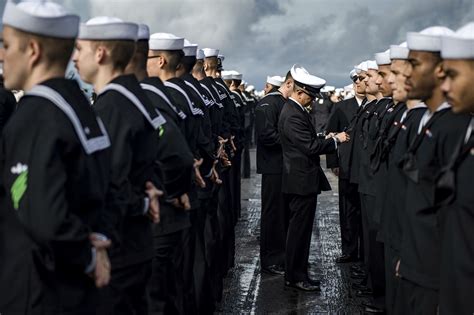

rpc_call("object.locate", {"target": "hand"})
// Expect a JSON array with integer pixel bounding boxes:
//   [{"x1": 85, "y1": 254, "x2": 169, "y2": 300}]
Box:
[
  {"x1": 331, "y1": 168, "x2": 340, "y2": 177},
  {"x1": 171, "y1": 193, "x2": 191, "y2": 211},
  {"x1": 230, "y1": 135, "x2": 237, "y2": 152},
  {"x1": 89, "y1": 233, "x2": 111, "y2": 288},
  {"x1": 395, "y1": 259, "x2": 401, "y2": 278},
  {"x1": 145, "y1": 181, "x2": 163, "y2": 223},
  {"x1": 193, "y1": 158, "x2": 206, "y2": 188},
  {"x1": 335, "y1": 132, "x2": 350, "y2": 143}
]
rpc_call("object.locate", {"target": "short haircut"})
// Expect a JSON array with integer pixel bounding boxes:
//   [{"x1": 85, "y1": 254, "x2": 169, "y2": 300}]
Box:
[
  {"x1": 204, "y1": 56, "x2": 218, "y2": 70},
  {"x1": 149, "y1": 50, "x2": 184, "y2": 72},
  {"x1": 232, "y1": 79, "x2": 242, "y2": 86},
  {"x1": 15, "y1": 28, "x2": 74, "y2": 69},
  {"x1": 180, "y1": 56, "x2": 196, "y2": 73},
  {"x1": 91, "y1": 40, "x2": 136, "y2": 71},
  {"x1": 133, "y1": 40, "x2": 149, "y2": 70},
  {"x1": 284, "y1": 71, "x2": 293, "y2": 82}
]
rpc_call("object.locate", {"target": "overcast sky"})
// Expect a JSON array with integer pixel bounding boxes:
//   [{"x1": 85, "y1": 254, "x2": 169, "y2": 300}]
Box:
[{"x1": 2, "y1": 0, "x2": 473, "y2": 89}]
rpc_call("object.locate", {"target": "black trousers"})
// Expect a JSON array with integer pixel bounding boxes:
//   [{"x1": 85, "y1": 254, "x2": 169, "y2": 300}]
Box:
[
  {"x1": 98, "y1": 260, "x2": 152, "y2": 315},
  {"x1": 338, "y1": 179, "x2": 362, "y2": 258},
  {"x1": 260, "y1": 174, "x2": 289, "y2": 268},
  {"x1": 194, "y1": 205, "x2": 215, "y2": 314},
  {"x1": 148, "y1": 231, "x2": 184, "y2": 315},
  {"x1": 394, "y1": 278, "x2": 438, "y2": 315},
  {"x1": 230, "y1": 150, "x2": 242, "y2": 221},
  {"x1": 182, "y1": 221, "x2": 197, "y2": 314},
  {"x1": 217, "y1": 170, "x2": 235, "y2": 275},
  {"x1": 385, "y1": 245, "x2": 400, "y2": 315},
  {"x1": 242, "y1": 129, "x2": 252, "y2": 178},
  {"x1": 361, "y1": 194, "x2": 386, "y2": 306},
  {"x1": 360, "y1": 193, "x2": 372, "y2": 270},
  {"x1": 284, "y1": 193, "x2": 318, "y2": 283}
]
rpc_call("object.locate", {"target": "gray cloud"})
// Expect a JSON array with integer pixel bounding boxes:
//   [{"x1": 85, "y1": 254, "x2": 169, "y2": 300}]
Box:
[{"x1": 0, "y1": 0, "x2": 472, "y2": 89}]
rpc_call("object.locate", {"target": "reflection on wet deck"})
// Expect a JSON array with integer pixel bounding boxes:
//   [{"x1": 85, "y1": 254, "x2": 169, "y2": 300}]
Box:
[{"x1": 218, "y1": 149, "x2": 366, "y2": 314}]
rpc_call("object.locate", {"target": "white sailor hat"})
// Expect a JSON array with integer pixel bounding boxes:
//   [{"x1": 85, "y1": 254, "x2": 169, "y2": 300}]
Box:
[
  {"x1": 344, "y1": 84, "x2": 354, "y2": 92},
  {"x1": 196, "y1": 49, "x2": 205, "y2": 60},
  {"x1": 231, "y1": 71, "x2": 242, "y2": 80},
  {"x1": 290, "y1": 64, "x2": 326, "y2": 98},
  {"x1": 222, "y1": 70, "x2": 242, "y2": 80},
  {"x1": 366, "y1": 60, "x2": 379, "y2": 70},
  {"x1": 137, "y1": 24, "x2": 150, "y2": 41},
  {"x1": 355, "y1": 61, "x2": 368, "y2": 73},
  {"x1": 375, "y1": 49, "x2": 391, "y2": 65},
  {"x1": 79, "y1": 16, "x2": 138, "y2": 41},
  {"x1": 183, "y1": 39, "x2": 198, "y2": 56},
  {"x1": 2, "y1": 0, "x2": 79, "y2": 39},
  {"x1": 221, "y1": 70, "x2": 233, "y2": 80},
  {"x1": 441, "y1": 22, "x2": 474, "y2": 59},
  {"x1": 390, "y1": 42, "x2": 409, "y2": 60},
  {"x1": 149, "y1": 32, "x2": 184, "y2": 50},
  {"x1": 407, "y1": 26, "x2": 454, "y2": 52},
  {"x1": 266, "y1": 75, "x2": 284, "y2": 87},
  {"x1": 202, "y1": 48, "x2": 220, "y2": 58}
]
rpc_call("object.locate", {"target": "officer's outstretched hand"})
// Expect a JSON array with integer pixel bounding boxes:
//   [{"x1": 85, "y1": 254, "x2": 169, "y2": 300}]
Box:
[
  {"x1": 335, "y1": 132, "x2": 350, "y2": 143},
  {"x1": 89, "y1": 233, "x2": 111, "y2": 288},
  {"x1": 145, "y1": 181, "x2": 163, "y2": 223}
]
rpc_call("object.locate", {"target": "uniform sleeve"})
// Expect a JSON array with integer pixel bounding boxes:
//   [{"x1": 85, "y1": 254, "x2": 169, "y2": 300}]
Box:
[
  {"x1": 156, "y1": 115, "x2": 194, "y2": 198},
  {"x1": 95, "y1": 99, "x2": 136, "y2": 243},
  {"x1": 255, "y1": 102, "x2": 281, "y2": 147},
  {"x1": 0, "y1": 91, "x2": 16, "y2": 134},
  {"x1": 20, "y1": 120, "x2": 92, "y2": 272},
  {"x1": 284, "y1": 114, "x2": 336, "y2": 157}
]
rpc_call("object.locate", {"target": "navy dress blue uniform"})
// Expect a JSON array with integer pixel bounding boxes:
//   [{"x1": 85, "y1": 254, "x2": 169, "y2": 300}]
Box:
[
  {"x1": 0, "y1": 79, "x2": 110, "y2": 314},
  {"x1": 279, "y1": 98, "x2": 337, "y2": 283},
  {"x1": 326, "y1": 97, "x2": 362, "y2": 260},
  {"x1": 0, "y1": 88, "x2": 16, "y2": 134},
  {"x1": 255, "y1": 90, "x2": 289, "y2": 269}
]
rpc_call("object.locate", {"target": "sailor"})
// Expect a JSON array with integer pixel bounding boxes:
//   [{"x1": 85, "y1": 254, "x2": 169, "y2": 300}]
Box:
[
  {"x1": 74, "y1": 16, "x2": 163, "y2": 314},
  {"x1": 0, "y1": 1, "x2": 111, "y2": 313}
]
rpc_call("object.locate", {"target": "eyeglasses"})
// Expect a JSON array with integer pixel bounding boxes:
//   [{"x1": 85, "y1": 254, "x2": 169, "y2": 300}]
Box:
[{"x1": 147, "y1": 55, "x2": 161, "y2": 59}]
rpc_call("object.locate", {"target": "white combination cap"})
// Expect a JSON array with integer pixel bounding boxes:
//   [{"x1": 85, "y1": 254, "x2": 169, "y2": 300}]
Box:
[
  {"x1": 79, "y1": 16, "x2": 138, "y2": 41},
  {"x1": 291, "y1": 64, "x2": 326, "y2": 97},
  {"x1": 149, "y1": 32, "x2": 184, "y2": 50},
  {"x1": 2, "y1": 0, "x2": 79, "y2": 39},
  {"x1": 441, "y1": 22, "x2": 474, "y2": 59},
  {"x1": 183, "y1": 39, "x2": 198, "y2": 56},
  {"x1": 266, "y1": 75, "x2": 284, "y2": 87},
  {"x1": 407, "y1": 26, "x2": 454, "y2": 52},
  {"x1": 137, "y1": 24, "x2": 150, "y2": 41},
  {"x1": 375, "y1": 49, "x2": 391, "y2": 65},
  {"x1": 202, "y1": 48, "x2": 219, "y2": 58},
  {"x1": 390, "y1": 42, "x2": 409, "y2": 60}
]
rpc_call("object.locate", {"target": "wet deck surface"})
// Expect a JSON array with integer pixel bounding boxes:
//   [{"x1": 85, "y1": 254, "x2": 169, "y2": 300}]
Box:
[{"x1": 218, "y1": 149, "x2": 367, "y2": 314}]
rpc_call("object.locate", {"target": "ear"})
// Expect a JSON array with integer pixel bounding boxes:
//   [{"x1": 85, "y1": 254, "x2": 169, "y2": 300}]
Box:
[
  {"x1": 95, "y1": 45, "x2": 106, "y2": 65},
  {"x1": 435, "y1": 62, "x2": 446, "y2": 80},
  {"x1": 158, "y1": 55, "x2": 165, "y2": 69},
  {"x1": 28, "y1": 38, "x2": 41, "y2": 68}
]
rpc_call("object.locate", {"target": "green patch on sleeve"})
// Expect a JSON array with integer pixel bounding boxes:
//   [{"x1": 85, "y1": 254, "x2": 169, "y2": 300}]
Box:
[
  {"x1": 159, "y1": 125, "x2": 165, "y2": 137},
  {"x1": 11, "y1": 170, "x2": 28, "y2": 210}
]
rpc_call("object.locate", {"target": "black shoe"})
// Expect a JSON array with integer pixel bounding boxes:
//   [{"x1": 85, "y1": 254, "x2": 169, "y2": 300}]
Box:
[
  {"x1": 335, "y1": 254, "x2": 357, "y2": 263},
  {"x1": 362, "y1": 302, "x2": 385, "y2": 314},
  {"x1": 261, "y1": 265, "x2": 285, "y2": 276},
  {"x1": 307, "y1": 278, "x2": 321, "y2": 286},
  {"x1": 285, "y1": 280, "x2": 321, "y2": 292},
  {"x1": 356, "y1": 287, "x2": 373, "y2": 297}
]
